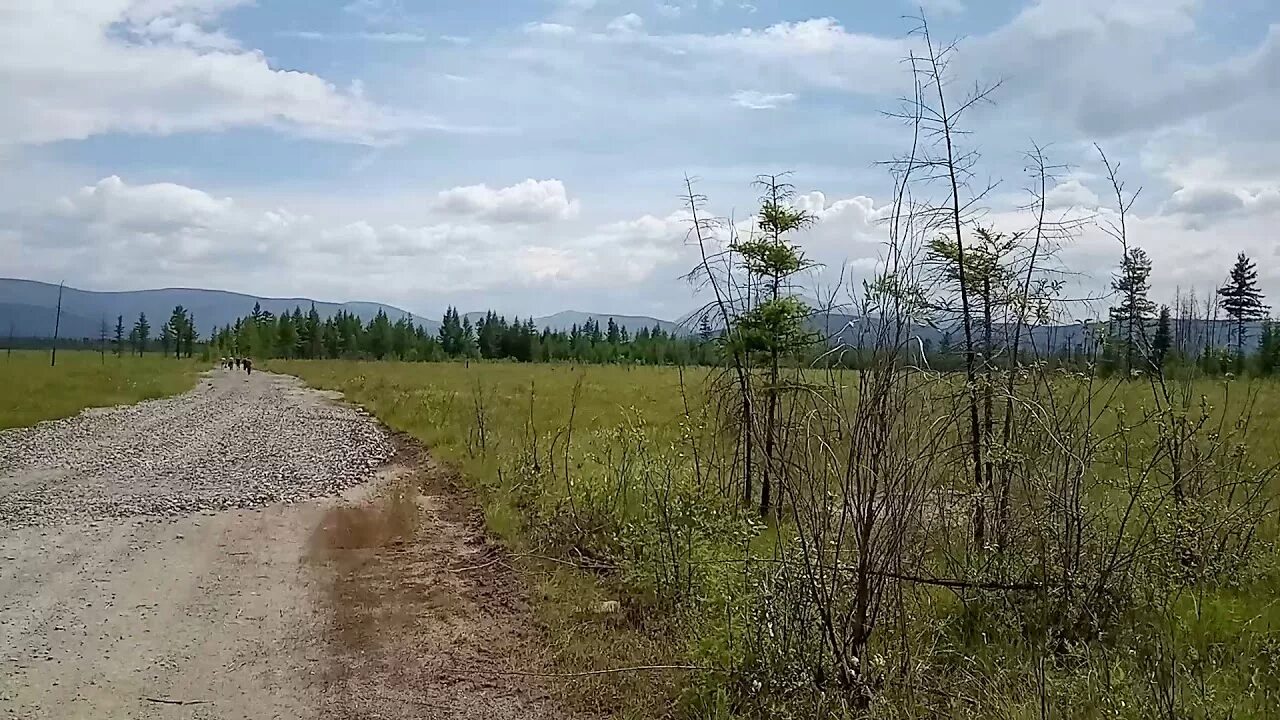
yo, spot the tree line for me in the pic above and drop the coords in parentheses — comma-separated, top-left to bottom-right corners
(906, 250, 1276, 377)
(193, 302, 715, 365)
(103, 306, 197, 358)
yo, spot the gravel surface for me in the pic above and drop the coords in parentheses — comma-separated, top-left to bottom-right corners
(0, 369, 394, 527)
(0, 370, 574, 719)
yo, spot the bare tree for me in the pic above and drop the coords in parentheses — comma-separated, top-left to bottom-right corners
(50, 281, 64, 367)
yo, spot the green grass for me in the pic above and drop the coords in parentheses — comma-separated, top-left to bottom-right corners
(0, 350, 203, 429)
(271, 360, 714, 715)
(271, 359, 1280, 719)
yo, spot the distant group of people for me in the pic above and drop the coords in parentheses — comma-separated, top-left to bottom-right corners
(221, 356, 253, 375)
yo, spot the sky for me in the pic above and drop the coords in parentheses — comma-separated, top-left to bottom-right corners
(2, 0, 1278, 321)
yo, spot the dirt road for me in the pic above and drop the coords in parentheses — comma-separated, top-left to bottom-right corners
(0, 370, 568, 719)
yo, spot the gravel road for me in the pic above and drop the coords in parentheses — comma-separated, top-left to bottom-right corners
(0, 369, 571, 720)
(0, 370, 393, 527)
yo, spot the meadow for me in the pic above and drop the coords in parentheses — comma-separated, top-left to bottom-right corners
(0, 350, 201, 429)
(273, 358, 1280, 719)
(5, 349, 1279, 717)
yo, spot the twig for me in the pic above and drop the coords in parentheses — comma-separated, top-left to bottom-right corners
(144, 697, 209, 706)
(444, 664, 725, 679)
(511, 552, 619, 571)
(448, 557, 505, 573)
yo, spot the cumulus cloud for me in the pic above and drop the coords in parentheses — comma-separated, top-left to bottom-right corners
(8, 175, 674, 303)
(432, 179, 581, 223)
(731, 90, 797, 109)
(621, 18, 908, 94)
(0, 1, 469, 145)
(1044, 180, 1101, 210)
(1159, 184, 1280, 229)
(606, 13, 646, 34)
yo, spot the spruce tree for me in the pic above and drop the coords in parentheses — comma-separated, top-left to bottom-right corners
(1151, 304, 1172, 370)
(731, 174, 816, 516)
(1110, 247, 1156, 374)
(167, 306, 189, 358)
(698, 314, 714, 341)
(113, 315, 125, 356)
(1258, 319, 1278, 376)
(183, 312, 196, 357)
(1218, 252, 1268, 366)
(159, 322, 173, 357)
(133, 313, 151, 355)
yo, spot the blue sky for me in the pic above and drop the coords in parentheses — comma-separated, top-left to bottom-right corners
(3, 0, 1279, 320)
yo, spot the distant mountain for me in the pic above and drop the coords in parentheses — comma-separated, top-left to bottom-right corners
(0, 278, 425, 339)
(0, 302, 103, 339)
(460, 310, 684, 335)
(813, 312, 1264, 354)
(0, 278, 691, 342)
(533, 311, 683, 335)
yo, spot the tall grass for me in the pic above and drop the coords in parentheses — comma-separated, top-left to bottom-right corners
(275, 359, 1280, 719)
(0, 350, 202, 429)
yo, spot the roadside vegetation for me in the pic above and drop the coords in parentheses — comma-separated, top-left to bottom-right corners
(0, 350, 201, 429)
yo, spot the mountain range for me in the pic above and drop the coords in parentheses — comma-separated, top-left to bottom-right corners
(0, 279, 682, 340)
(2, 278, 1258, 354)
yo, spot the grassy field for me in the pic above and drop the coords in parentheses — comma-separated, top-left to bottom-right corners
(0, 350, 203, 429)
(273, 358, 1280, 719)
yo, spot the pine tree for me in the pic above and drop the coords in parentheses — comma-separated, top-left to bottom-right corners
(731, 174, 816, 516)
(167, 306, 189, 358)
(277, 314, 298, 358)
(159, 322, 173, 357)
(133, 313, 151, 355)
(1218, 252, 1268, 367)
(698, 314, 714, 341)
(1258, 319, 1279, 376)
(461, 316, 478, 357)
(1110, 247, 1156, 374)
(366, 310, 392, 359)
(183, 312, 196, 357)
(1151, 304, 1172, 370)
(306, 304, 323, 359)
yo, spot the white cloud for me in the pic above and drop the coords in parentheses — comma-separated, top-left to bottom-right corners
(524, 22, 576, 36)
(657, 4, 682, 19)
(0, 1, 464, 145)
(9, 175, 657, 303)
(432, 179, 582, 223)
(276, 30, 430, 43)
(56, 176, 234, 235)
(1044, 180, 1101, 210)
(650, 18, 908, 94)
(1159, 184, 1280, 229)
(731, 90, 797, 109)
(607, 13, 646, 34)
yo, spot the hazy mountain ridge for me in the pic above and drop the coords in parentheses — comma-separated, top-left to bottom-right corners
(0, 279, 682, 340)
(0, 279, 423, 339)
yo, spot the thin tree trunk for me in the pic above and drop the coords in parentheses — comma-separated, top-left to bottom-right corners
(999, 148, 1048, 545)
(683, 178, 755, 506)
(50, 282, 64, 367)
(924, 23, 985, 543)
